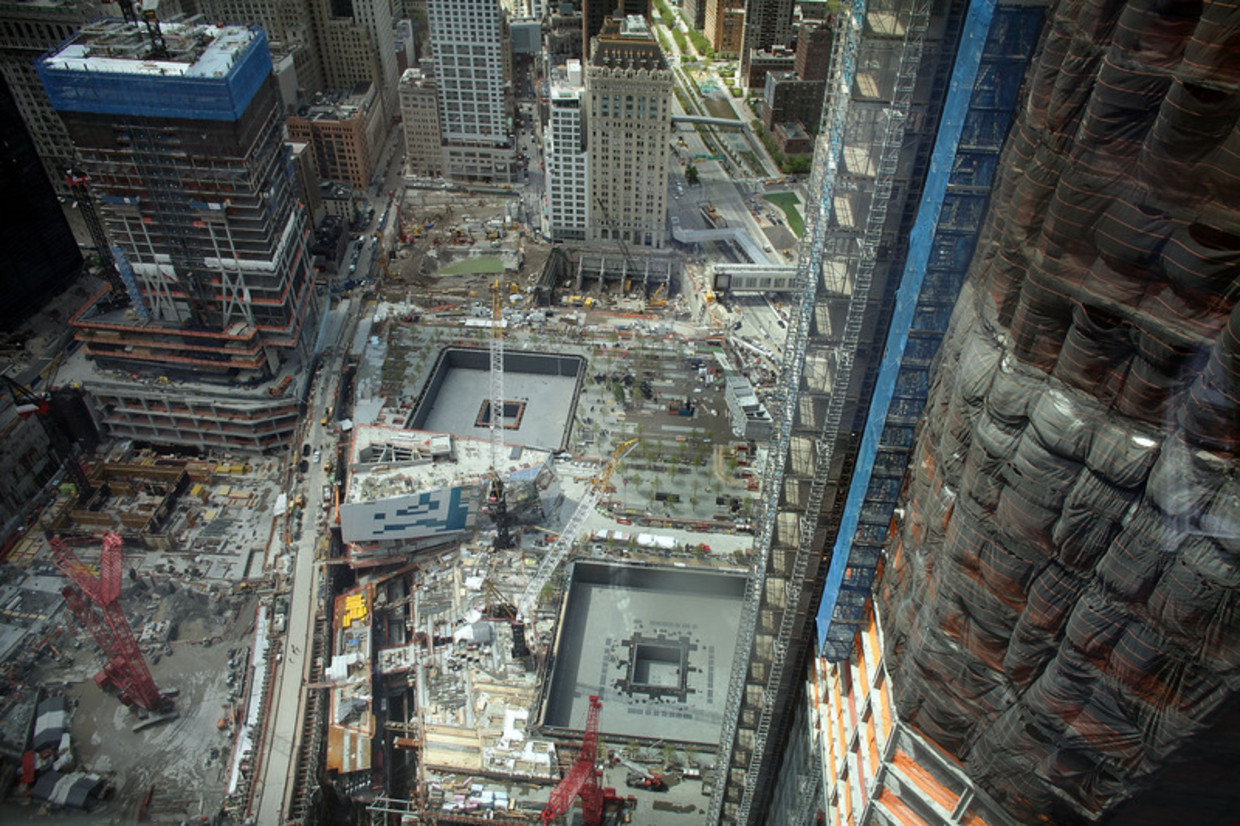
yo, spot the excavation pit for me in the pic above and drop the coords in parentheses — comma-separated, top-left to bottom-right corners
(411, 348, 584, 451)
(541, 561, 745, 746)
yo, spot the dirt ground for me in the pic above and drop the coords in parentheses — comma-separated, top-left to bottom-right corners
(0, 589, 259, 823)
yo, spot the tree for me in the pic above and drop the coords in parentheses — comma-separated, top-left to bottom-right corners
(685, 163, 700, 186)
(662, 743, 678, 767)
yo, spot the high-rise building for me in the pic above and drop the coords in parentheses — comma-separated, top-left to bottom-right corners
(793, 17, 830, 81)
(0, 0, 116, 195)
(428, 0, 518, 183)
(317, 0, 402, 120)
(582, 0, 649, 55)
(738, 0, 795, 88)
(705, 0, 745, 58)
(287, 83, 386, 188)
(544, 59, 588, 242)
(683, 0, 707, 31)
(0, 73, 81, 332)
(199, 0, 328, 97)
(709, 0, 1046, 822)
(37, 19, 321, 452)
(853, 0, 1240, 822)
(399, 67, 443, 179)
(585, 15, 670, 250)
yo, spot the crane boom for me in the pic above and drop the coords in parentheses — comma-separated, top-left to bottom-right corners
(541, 694, 606, 825)
(517, 439, 637, 621)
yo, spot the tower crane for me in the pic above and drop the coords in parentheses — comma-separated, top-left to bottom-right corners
(540, 695, 627, 825)
(50, 532, 167, 711)
(488, 274, 513, 550)
(515, 439, 637, 624)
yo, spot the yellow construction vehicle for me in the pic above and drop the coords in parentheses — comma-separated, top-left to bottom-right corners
(647, 283, 668, 309)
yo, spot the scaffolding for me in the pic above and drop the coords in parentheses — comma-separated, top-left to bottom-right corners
(709, 0, 933, 822)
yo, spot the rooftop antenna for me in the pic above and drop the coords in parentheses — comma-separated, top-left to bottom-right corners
(141, 0, 169, 59)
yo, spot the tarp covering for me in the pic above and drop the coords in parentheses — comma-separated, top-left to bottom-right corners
(30, 771, 106, 810)
(31, 696, 69, 752)
(877, 0, 1240, 822)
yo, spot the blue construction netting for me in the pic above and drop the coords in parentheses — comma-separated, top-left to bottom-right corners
(37, 25, 271, 122)
(817, 0, 1048, 659)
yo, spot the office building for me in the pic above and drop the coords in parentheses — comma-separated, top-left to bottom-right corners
(544, 60, 588, 242)
(38, 19, 321, 452)
(683, 0, 707, 30)
(399, 68, 443, 179)
(585, 16, 671, 250)
(317, 0, 401, 120)
(428, 0, 518, 183)
(709, 0, 1046, 822)
(199, 0, 327, 97)
(287, 83, 386, 189)
(706, 0, 745, 58)
(793, 17, 830, 80)
(738, 0, 795, 87)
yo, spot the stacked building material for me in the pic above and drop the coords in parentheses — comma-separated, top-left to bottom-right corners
(878, 0, 1240, 822)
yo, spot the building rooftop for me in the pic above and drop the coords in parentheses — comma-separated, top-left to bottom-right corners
(295, 82, 375, 121)
(38, 18, 272, 121)
(346, 425, 552, 505)
(41, 18, 258, 78)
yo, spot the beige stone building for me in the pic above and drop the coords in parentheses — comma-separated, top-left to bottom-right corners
(287, 83, 386, 190)
(585, 16, 672, 250)
(399, 68, 443, 179)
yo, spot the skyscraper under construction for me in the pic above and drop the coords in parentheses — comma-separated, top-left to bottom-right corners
(787, 0, 1240, 824)
(38, 18, 321, 452)
(710, 0, 1049, 821)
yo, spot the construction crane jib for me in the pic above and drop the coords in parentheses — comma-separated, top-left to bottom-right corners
(516, 439, 638, 621)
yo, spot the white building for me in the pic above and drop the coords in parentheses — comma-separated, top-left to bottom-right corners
(428, 0, 518, 183)
(585, 16, 673, 249)
(544, 60, 588, 242)
(339, 428, 560, 559)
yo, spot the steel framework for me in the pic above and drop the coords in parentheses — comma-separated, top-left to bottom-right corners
(50, 531, 165, 711)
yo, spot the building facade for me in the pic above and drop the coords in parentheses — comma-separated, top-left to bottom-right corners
(738, 0, 795, 87)
(287, 82, 386, 189)
(199, 0, 328, 98)
(759, 70, 825, 135)
(706, 0, 746, 58)
(399, 68, 443, 178)
(0, 0, 113, 195)
(709, 0, 1046, 822)
(316, 0, 401, 120)
(38, 20, 321, 452)
(428, 0, 517, 183)
(866, 0, 1240, 823)
(585, 16, 671, 250)
(544, 60, 588, 242)
(793, 17, 831, 81)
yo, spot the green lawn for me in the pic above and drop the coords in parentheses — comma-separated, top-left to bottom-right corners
(439, 256, 504, 275)
(763, 192, 805, 237)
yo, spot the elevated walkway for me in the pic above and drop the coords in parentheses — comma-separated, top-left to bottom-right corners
(671, 224, 775, 265)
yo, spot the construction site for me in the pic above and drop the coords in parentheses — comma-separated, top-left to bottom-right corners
(0, 153, 779, 825)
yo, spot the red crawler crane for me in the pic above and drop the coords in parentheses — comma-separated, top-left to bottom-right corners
(541, 695, 623, 825)
(50, 531, 166, 711)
